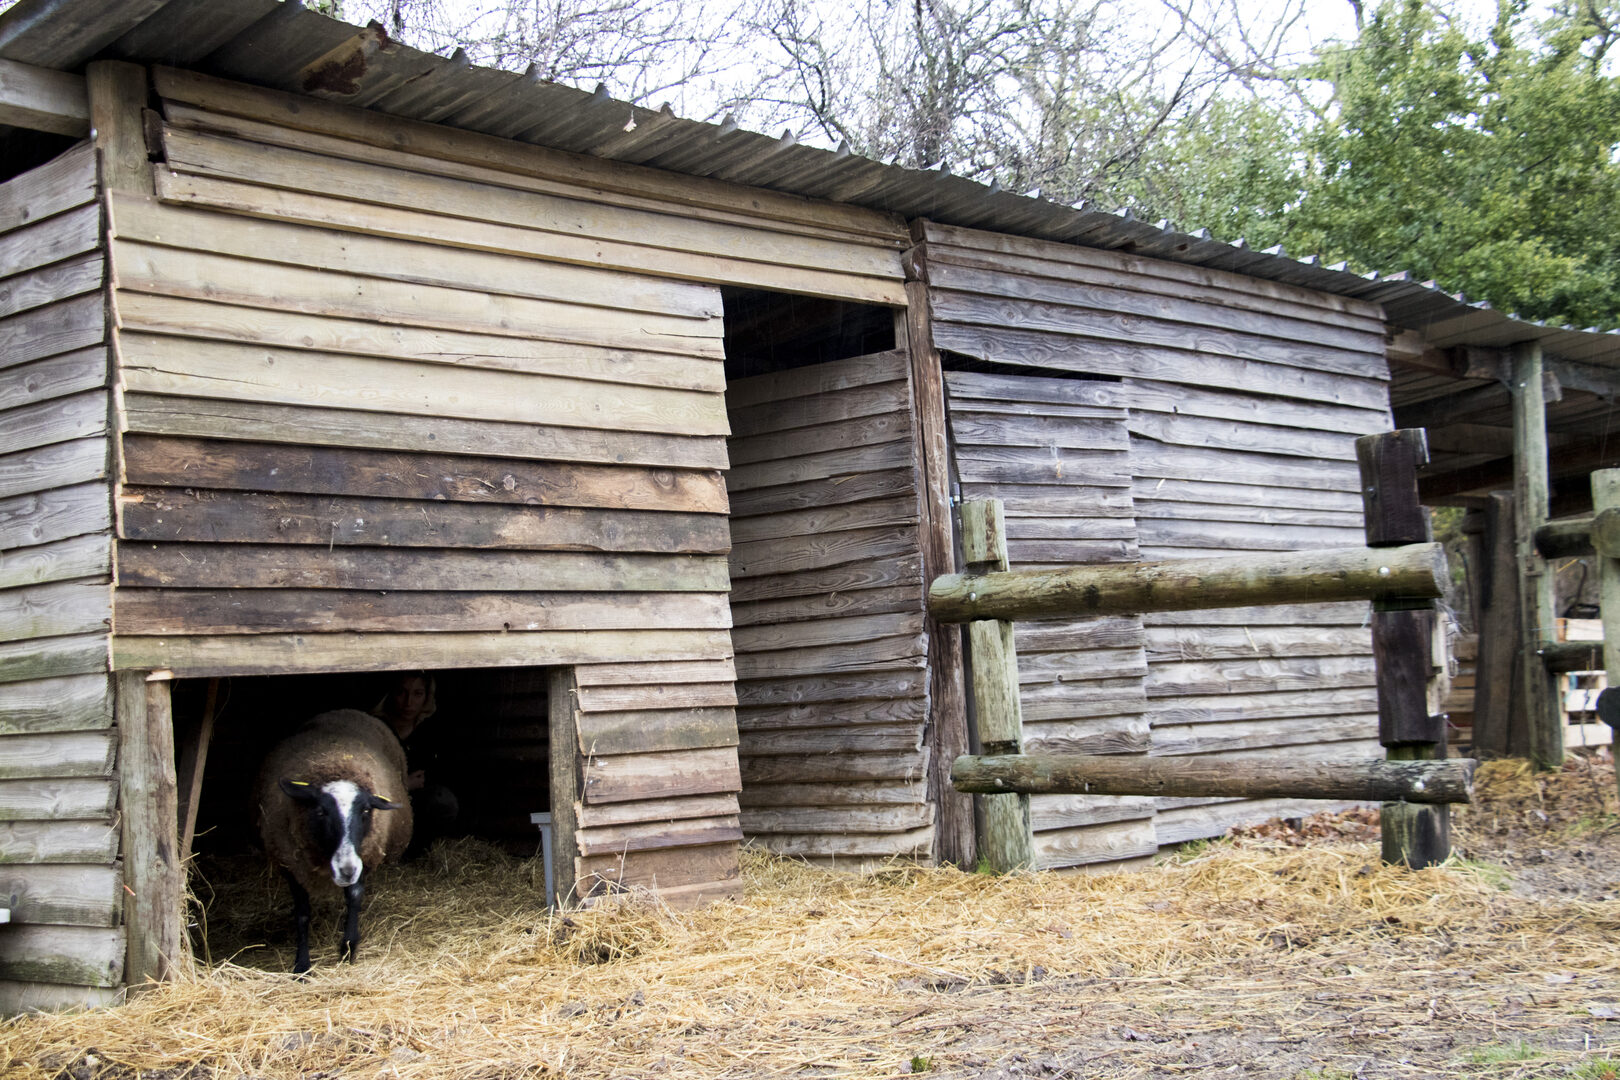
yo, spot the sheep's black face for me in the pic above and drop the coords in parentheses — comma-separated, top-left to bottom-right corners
(280, 779, 399, 887)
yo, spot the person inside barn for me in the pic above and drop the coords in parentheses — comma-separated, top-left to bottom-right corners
(372, 671, 460, 857)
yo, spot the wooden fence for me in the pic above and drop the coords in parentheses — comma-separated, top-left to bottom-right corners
(931, 430, 1472, 871)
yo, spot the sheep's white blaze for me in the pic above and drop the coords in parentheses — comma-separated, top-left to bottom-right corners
(323, 780, 365, 887)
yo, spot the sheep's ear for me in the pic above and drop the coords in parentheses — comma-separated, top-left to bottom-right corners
(367, 793, 401, 811)
(279, 778, 319, 802)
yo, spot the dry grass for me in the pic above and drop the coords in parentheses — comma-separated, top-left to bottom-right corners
(3, 758, 1620, 1079)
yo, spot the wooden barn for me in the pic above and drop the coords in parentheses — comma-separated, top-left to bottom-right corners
(0, 0, 1616, 1012)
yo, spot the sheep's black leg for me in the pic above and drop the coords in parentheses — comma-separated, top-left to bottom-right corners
(339, 879, 365, 963)
(283, 870, 312, 975)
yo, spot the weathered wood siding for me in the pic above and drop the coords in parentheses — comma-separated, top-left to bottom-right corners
(920, 221, 1390, 861)
(944, 371, 1156, 869)
(727, 351, 935, 864)
(0, 143, 122, 1011)
(97, 67, 895, 906)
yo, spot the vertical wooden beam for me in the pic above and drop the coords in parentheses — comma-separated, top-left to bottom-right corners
(116, 671, 185, 986)
(174, 677, 219, 863)
(902, 243, 973, 868)
(85, 61, 152, 196)
(1591, 470, 1620, 803)
(547, 667, 579, 908)
(1356, 429, 1451, 867)
(960, 499, 1034, 872)
(1472, 492, 1525, 757)
(1511, 341, 1563, 769)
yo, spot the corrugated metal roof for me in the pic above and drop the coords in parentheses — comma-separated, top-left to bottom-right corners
(4, 0, 1617, 369)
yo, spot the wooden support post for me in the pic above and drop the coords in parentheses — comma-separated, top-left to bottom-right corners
(1472, 492, 1525, 757)
(1512, 341, 1563, 769)
(902, 274, 973, 867)
(952, 754, 1475, 804)
(960, 499, 1034, 872)
(547, 668, 579, 908)
(1356, 429, 1451, 868)
(1591, 470, 1620, 804)
(85, 61, 152, 196)
(174, 677, 220, 864)
(116, 671, 186, 986)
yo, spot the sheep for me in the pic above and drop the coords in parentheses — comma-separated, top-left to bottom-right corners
(254, 709, 414, 974)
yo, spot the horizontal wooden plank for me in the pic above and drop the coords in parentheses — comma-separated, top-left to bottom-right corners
(576, 706, 738, 756)
(0, 863, 120, 927)
(154, 67, 903, 240)
(1029, 791, 1157, 831)
(574, 792, 740, 830)
(0, 203, 99, 282)
(728, 412, 911, 467)
(944, 369, 1126, 408)
(116, 290, 725, 394)
(580, 746, 741, 805)
(115, 544, 729, 592)
(1014, 616, 1144, 652)
(112, 192, 721, 321)
(735, 696, 927, 732)
(927, 260, 1385, 359)
(0, 294, 104, 372)
(0, 534, 110, 592)
(0, 674, 111, 735)
(0, 925, 122, 987)
(115, 588, 728, 637)
(952, 445, 1130, 487)
(726, 351, 908, 408)
(574, 815, 742, 857)
(739, 723, 922, 756)
(0, 777, 115, 821)
(1144, 655, 1378, 697)
(1024, 716, 1153, 756)
(727, 379, 909, 439)
(0, 252, 103, 321)
(949, 412, 1129, 452)
(728, 495, 917, 546)
(730, 524, 919, 579)
(574, 658, 736, 686)
(112, 628, 731, 678)
(0, 730, 115, 779)
(1144, 625, 1372, 663)
(1128, 441, 1362, 492)
(1018, 647, 1150, 685)
(1145, 601, 1373, 627)
(725, 440, 913, 493)
(752, 825, 934, 858)
(0, 580, 110, 643)
(1153, 795, 1372, 847)
(739, 803, 933, 834)
(729, 584, 921, 628)
(735, 634, 927, 681)
(1124, 377, 1389, 437)
(1137, 517, 1366, 553)
(1152, 713, 1378, 756)
(1130, 477, 1364, 514)
(115, 236, 724, 364)
(0, 391, 107, 457)
(1132, 499, 1364, 532)
(0, 348, 108, 414)
(737, 779, 928, 807)
(0, 819, 118, 864)
(0, 634, 106, 685)
(725, 468, 913, 518)
(934, 322, 1390, 411)
(0, 979, 120, 1013)
(729, 552, 923, 608)
(740, 748, 929, 785)
(1034, 817, 1158, 870)
(732, 611, 924, 653)
(956, 482, 1135, 519)
(1006, 539, 1138, 564)
(735, 667, 926, 707)
(159, 128, 903, 287)
(1146, 686, 1380, 726)
(118, 333, 729, 437)
(921, 223, 1382, 323)
(575, 842, 740, 895)
(574, 683, 738, 713)
(0, 144, 96, 234)
(120, 394, 729, 472)
(1128, 411, 1359, 462)
(0, 439, 107, 503)
(117, 489, 729, 555)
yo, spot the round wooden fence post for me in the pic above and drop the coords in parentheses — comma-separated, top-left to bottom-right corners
(960, 499, 1035, 872)
(1591, 469, 1620, 806)
(1356, 429, 1451, 868)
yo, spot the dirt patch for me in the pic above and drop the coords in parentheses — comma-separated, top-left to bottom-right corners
(3, 756, 1619, 1080)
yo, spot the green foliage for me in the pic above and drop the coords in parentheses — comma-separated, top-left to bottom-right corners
(909, 1055, 932, 1073)
(1574, 1059, 1620, 1079)
(1464, 1040, 1545, 1063)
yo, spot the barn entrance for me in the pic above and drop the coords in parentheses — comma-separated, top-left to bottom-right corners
(173, 666, 557, 968)
(719, 288, 941, 867)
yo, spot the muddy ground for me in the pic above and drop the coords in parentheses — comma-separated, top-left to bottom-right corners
(3, 754, 1619, 1080)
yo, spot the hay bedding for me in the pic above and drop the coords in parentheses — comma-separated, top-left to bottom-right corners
(4, 759, 1619, 1080)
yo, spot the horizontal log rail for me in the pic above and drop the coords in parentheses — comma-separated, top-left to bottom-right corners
(1534, 508, 1620, 560)
(928, 542, 1446, 623)
(952, 754, 1476, 805)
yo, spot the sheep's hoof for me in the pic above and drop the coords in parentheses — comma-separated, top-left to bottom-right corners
(339, 940, 358, 964)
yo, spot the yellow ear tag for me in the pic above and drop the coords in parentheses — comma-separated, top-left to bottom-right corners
(290, 781, 310, 787)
